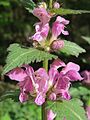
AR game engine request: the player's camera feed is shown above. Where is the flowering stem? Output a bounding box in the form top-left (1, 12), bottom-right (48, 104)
top-left (42, 59), bottom-right (48, 120)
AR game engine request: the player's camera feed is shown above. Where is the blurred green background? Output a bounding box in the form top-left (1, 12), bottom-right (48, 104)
top-left (0, 0), bottom-right (90, 120)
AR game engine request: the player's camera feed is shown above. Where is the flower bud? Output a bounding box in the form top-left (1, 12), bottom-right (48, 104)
top-left (51, 40), bottom-right (64, 51)
top-left (49, 93), bottom-right (56, 101)
top-left (53, 2), bottom-right (60, 9)
top-left (38, 2), bottom-right (47, 9)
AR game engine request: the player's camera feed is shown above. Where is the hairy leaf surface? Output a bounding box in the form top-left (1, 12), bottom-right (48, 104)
top-left (70, 83), bottom-right (90, 98)
top-left (48, 99), bottom-right (87, 120)
top-left (60, 40), bottom-right (86, 57)
top-left (21, 0), bottom-right (35, 13)
top-left (2, 44), bottom-right (57, 74)
top-left (51, 8), bottom-right (90, 15)
top-left (0, 90), bottom-right (19, 102)
top-left (82, 36), bottom-right (90, 44)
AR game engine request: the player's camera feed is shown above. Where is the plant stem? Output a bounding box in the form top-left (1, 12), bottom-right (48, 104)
top-left (42, 59), bottom-right (48, 120)
top-left (43, 59), bottom-right (48, 71)
top-left (49, 0), bottom-right (53, 9)
top-left (42, 100), bottom-right (47, 120)
top-left (42, 0), bottom-right (52, 118)
top-left (87, 98), bottom-right (90, 106)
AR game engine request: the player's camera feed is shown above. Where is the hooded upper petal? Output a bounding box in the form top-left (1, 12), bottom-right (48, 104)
top-left (33, 8), bottom-right (51, 25)
top-left (52, 16), bottom-right (69, 39)
top-left (32, 23), bottom-right (49, 42)
top-left (52, 21), bottom-right (63, 38)
top-left (61, 62), bottom-right (80, 75)
top-left (50, 58), bottom-right (66, 70)
top-left (60, 62), bottom-right (82, 81)
top-left (7, 67), bottom-right (27, 81)
top-left (56, 16), bottom-right (69, 25)
top-left (66, 70), bottom-right (83, 81)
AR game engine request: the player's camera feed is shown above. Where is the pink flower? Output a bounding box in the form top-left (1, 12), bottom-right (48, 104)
top-left (50, 58), bottom-right (66, 70)
top-left (47, 109), bottom-right (56, 120)
top-left (7, 59), bottom-right (82, 104)
top-left (31, 7), bottom-right (51, 43)
top-left (81, 70), bottom-right (90, 86)
top-left (52, 16), bottom-right (69, 40)
top-left (86, 105), bottom-right (90, 120)
top-left (7, 66), bottom-right (48, 105)
top-left (51, 40), bottom-right (64, 51)
top-left (33, 8), bottom-right (51, 25)
top-left (50, 59), bottom-right (83, 100)
top-left (34, 68), bottom-right (48, 105)
top-left (54, 75), bottom-right (71, 100)
top-left (19, 92), bottom-right (29, 103)
top-left (53, 2), bottom-right (60, 9)
top-left (48, 59), bottom-right (70, 100)
top-left (61, 62), bottom-right (83, 81)
top-left (7, 66), bottom-right (34, 103)
top-left (32, 23), bottom-right (49, 42)
top-left (35, 92), bottom-right (46, 105)
top-left (7, 67), bottom-right (27, 81)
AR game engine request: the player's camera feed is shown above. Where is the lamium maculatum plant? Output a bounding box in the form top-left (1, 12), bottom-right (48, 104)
top-left (1, 0), bottom-right (90, 120)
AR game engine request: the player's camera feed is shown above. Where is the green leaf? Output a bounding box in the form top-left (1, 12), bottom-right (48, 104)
top-left (50, 8), bottom-right (90, 15)
top-left (21, 0), bottom-right (36, 13)
top-left (60, 40), bottom-right (86, 57)
top-left (0, 1), bottom-right (10, 7)
top-left (48, 99), bottom-right (87, 120)
top-left (0, 90), bottom-right (19, 102)
top-left (70, 83), bottom-right (90, 98)
top-left (0, 90), bottom-right (34, 103)
top-left (82, 36), bottom-right (90, 44)
top-left (1, 113), bottom-right (11, 120)
top-left (2, 43), bottom-right (57, 75)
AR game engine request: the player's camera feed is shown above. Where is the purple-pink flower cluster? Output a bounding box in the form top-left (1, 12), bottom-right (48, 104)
top-left (7, 59), bottom-right (82, 105)
top-left (30, 6), bottom-right (69, 51)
